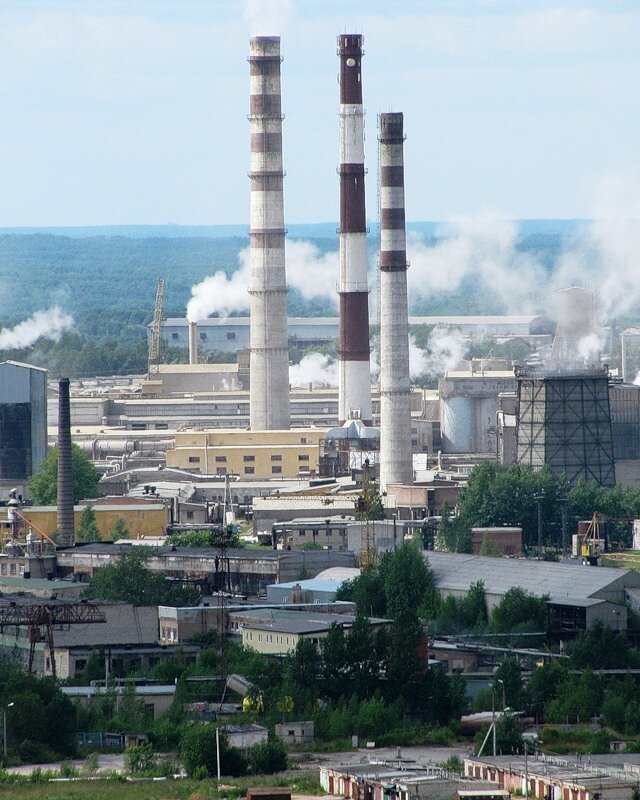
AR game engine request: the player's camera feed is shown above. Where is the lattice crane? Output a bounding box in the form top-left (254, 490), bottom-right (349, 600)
top-left (148, 278), bottom-right (165, 375)
top-left (0, 601), bottom-right (107, 679)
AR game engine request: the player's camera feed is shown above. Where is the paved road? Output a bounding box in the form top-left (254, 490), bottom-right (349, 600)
top-left (7, 752), bottom-right (125, 775)
top-left (294, 744), bottom-right (472, 769)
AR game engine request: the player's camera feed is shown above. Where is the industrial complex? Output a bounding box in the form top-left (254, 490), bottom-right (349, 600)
top-left (1, 20), bottom-right (640, 792)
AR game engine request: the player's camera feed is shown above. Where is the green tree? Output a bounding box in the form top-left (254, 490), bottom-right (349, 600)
top-left (336, 569), bottom-right (386, 616)
top-left (320, 623), bottom-right (347, 702)
top-left (491, 587), bottom-right (548, 634)
top-left (354, 481), bottom-right (385, 521)
top-left (107, 517), bottom-right (130, 541)
top-left (494, 713), bottom-right (523, 755)
top-left (383, 544), bottom-right (438, 619)
top-left (459, 581), bottom-right (488, 630)
top-left (525, 661), bottom-right (569, 719)
top-left (493, 657), bottom-right (523, 710)
top-left (29, 444), bottom-right (101, 505)
top-left (180, 724), bottom-right (246, 777)
top-left (570, 622), bottom-right (640, 670)
top-left (83, 548), bottom-right (199, 606)
top-left (123, 742), bottom-right (156, 775)
top-left (76, 505), bottom-right (101, 543)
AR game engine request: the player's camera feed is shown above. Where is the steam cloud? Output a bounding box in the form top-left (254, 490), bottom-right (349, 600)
top-left (409, 329), bottom-right (467, 379)
top-left (289, 353), bottom-right (338, 388)
top-left (186, 239), bottom-right (338, 322)
top-left (243, 0), bottom-right (294, 34)
top-left (0, 307), bottom-right (73, 349)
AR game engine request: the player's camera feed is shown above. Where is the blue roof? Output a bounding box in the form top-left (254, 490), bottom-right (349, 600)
top-left (269, 578), bottom-right (346, 593)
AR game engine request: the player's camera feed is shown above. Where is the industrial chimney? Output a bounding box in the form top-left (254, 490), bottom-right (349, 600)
top-left (188, 321), bottom-right (198, 365)
top-left (337, 34), bottom-right (372, 425)
top-left (248, 36), bottom-right (290, 430)
top-left (56, 378), bottom-right (75, 547)
top-left (378, 112), bottom-right (412, 489)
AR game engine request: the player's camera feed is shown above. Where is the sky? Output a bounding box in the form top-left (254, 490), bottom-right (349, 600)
top-left (0, 0), bottom-right (638, 226)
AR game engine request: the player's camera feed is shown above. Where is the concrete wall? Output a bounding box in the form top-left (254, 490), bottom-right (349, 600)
top-left (18, 503), bottom-right (168, 540)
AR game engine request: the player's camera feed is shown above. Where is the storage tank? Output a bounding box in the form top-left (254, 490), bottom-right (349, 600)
top-left (442, 396), bottom-right (474, 453)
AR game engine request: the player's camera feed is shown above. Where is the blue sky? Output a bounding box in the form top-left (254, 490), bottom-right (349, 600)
top-left (0, 0), bottom-right (638, 225)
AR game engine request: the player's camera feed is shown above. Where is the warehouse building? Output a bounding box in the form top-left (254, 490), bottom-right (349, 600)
top-left (158, 315), bottom-right (549, 355)
top-left (426, 551), bottom-right (636, 630)
top-left (0, 361), bottom-right (47, 488)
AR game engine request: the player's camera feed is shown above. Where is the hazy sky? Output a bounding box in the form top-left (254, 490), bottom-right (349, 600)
top-left (0, 0), bottom-right (639, 226)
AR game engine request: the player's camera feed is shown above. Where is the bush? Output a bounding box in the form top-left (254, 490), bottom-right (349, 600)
top-left (249, 738), bottom-right (288, 775)
top-left (123, 742), bottom-right (156, 775)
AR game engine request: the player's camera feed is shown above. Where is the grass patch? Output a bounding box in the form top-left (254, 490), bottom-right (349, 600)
top-left (0, 769), bottom-right (323, 800)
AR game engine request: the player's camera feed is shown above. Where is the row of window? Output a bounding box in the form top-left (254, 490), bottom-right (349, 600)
top-left (171, 332), bottom-right (236, 341)
top-left (189, 454), bottom-right (311, 465)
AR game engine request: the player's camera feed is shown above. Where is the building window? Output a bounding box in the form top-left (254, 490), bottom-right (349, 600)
top-left (216, 467), bottom-right (227, 475)
top-left (301, 437), bottom-right (307, 444)
top-left (245, 467), bottom-right (255, 475)
top-left (215, 456), bottom-right (227, 463)
top-left (188, 456), bottom-right (201, 463)
top-left (199, 332), bottom-right (207, 341)
top-left (155, 423), bottom-right (169, 430)
top-left (227, 332), bottom-right (236, 340)
top-left (9, 564), bottom-right (16, 575)
top-left (131, 423), bottom-right (146, 430)
top-left (172, 332), bottom-right (179, 340)
top-left (186, 511), bottom-right (194, 519)
top-left (271, 455), bottom-right (282, 462)
top-left (272, 466), bottom-right (282, 474)
top-left (298, 455), bottom-right (309, 462)
top-left (243, 455), bottom-right (255, 462)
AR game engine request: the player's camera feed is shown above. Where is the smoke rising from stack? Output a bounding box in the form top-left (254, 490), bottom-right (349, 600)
top-left (378, 112), bottom-right (412, 489)
top-left (337, 34), bottom-right (372, 425)
top-left (0, 307), bottom-right (73, 349)
top-left (186, 240), bottom-right (338, 322)
top-left (56, 378), bottom-right (75, 548)
top-left (248, 35), bottom-right (290, 431)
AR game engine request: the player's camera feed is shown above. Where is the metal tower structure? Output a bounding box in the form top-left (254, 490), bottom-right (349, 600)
top-left (148, 278), bottom-right (165, 375)
top-left (0, 600), bottom-right (106, 679)
top-left (515, 366), bottom-right (616, 487)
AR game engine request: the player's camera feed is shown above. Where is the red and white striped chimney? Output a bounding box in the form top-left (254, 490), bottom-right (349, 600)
top-left (378, 112), bottom-right (412, 489)
top-left (337, 34), bottom-right (372, 425)
top-left (248, 36), bottom-right (290, 431)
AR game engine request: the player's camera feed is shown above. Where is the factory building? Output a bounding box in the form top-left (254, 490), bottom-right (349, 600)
top-left (56, 542), bottom-right (356, 595)
top-left (158, 315), bottom-right (548, 356)
top-left (426, 551), bottom-right (635, 630)
top-left (166, 428), bottom-right (325, 478)
top-left (0, 361), bottom-right (47, 485)
top-left (439, 365), bottom-right (516, 453)
top-left (515, 366), bottom-right (616, 487)
top-left (620, 327), bottom-right (640, 385)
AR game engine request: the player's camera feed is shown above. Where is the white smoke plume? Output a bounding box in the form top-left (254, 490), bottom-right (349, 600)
top-left (409, 329), bottom-right (467, 379)
top-left (406, 218), bottom-right (544, 312)
top-left (243, 0), bottom-right (294, 34)
top-left (187, 240), bottom-right (338, 322)
top-left (289, 353), bottom-right (338, 388)
top-left (0, 307), bottom-right (73, 349)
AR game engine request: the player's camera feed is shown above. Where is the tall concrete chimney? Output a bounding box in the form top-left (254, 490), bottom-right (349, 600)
top-left (188, 321), bottom-right (198, 365)
top-left (337, 34), bottom-right (372, 425)
top-left (378, 112), bottom-right (412, 489)
top-left (248, 36), bottom-right (290, 430)
top-left (56, 377), bottom-right (75, 547)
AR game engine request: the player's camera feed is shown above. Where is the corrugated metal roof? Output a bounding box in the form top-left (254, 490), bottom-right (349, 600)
top-left (426, 552), bottom-right (640, 599)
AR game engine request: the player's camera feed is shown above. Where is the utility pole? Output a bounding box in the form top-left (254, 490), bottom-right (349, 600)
top-left (534, 493), bottom-right (544, 557)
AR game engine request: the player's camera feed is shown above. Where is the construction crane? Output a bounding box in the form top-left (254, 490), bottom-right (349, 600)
top-left (0, 600), bottom-right (107, 679)
top-left (148, 278), bottom-right (165, 375)
top-left (578, 512), bottom-right (635, 565)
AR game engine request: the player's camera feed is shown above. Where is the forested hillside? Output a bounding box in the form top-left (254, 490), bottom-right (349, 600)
top-left (0, 222), bottom-right (588, 376)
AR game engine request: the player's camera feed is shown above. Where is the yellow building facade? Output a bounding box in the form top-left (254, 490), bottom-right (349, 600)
top-left (166, 428), bottom-right (325, 479)
top-left (16, 503), bottom-right (168, 541)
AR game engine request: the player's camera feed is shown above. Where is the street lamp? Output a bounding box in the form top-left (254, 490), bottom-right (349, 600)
top-left (3, 702), bottom-right (14, 759)
top-left (497, 678), bottom-right (506, 710)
